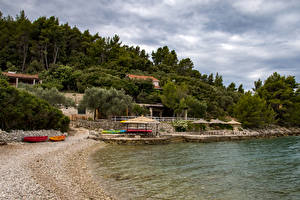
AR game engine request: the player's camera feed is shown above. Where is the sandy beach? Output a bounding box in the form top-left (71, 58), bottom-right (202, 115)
top-left (0, 128), bottom-right (113, 200)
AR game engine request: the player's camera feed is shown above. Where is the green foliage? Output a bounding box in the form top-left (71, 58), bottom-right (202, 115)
top-left (80, 87), bottom-right (133, 118)
top-left (3, 11), bottom-right (300, 126)
top-left (18, 83), bottom-right (75, 107)
top-left (0, 79), bottom-right (69, 131)
top-left (256, 72), bottom-right (300, 126)
top-left (172, 120), bottom-right (191, 132)
top-left (234, 92), bottom-right (276, 128)
top-left (160, 81), bottom-right (188, 115)
top-left (131, 104), bottom-right (149, 116)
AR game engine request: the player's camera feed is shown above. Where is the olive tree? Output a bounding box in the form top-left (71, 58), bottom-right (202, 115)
top-left (80, 87), bottom-right (133, 119)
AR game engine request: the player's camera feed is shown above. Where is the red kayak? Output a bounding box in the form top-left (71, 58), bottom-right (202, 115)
top-left (23, 136), bottom-right (48, 142)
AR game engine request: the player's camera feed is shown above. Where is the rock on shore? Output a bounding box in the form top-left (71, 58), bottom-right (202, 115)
top-left (0, 128), bottom-right (113, 199)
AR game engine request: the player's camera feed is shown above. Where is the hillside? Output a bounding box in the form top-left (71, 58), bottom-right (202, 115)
top-left (1, 11), bottom-right (299, 127)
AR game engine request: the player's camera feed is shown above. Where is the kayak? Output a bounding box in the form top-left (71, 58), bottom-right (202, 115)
top-left (102, 130), bottom-right (126, 134)
top-left (49, 135), bottom-right (66, 142)
top-left (23, 136), bottom-right (48, 142)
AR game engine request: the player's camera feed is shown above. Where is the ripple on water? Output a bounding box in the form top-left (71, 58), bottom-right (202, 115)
top-left (91, 136), bottom-right (300, 200)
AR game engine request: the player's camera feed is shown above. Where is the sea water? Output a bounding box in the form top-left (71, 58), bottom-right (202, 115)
top-left (90, 136), bottom-right (300, 200)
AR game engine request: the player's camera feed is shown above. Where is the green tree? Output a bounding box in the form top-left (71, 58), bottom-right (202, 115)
top-left (0, 79), bottom-right (69, 131)
top-left (227, 82), bottom-right (236, 91)
top-left (160, 81), bottom-right (188, 116)
top-left (238, 84), bottom-right (244, 94)
top-left (234, 92), bottom-right (275, 128)
top-left (180, 96), bottom-right (207, 118)
top-left (80, 87), bottom-right (133, 119)
top-left (214, 73), bottom-right (223, 87)
top-left (253, 78), bottom-right (262, 92)
top-left (18, 83), bottom-right (74, 107)
top-left (177, 58), bottom-right (193, 75)
top-left (257, 72), bottom-right (299, 126)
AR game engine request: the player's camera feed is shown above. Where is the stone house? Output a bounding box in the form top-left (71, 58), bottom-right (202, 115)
top-left (127, 74), bottom-right (161, 89)
top-left (2, 72), bottom-right (41, 87)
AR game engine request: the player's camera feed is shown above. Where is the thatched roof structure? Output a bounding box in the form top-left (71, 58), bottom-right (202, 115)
top-left (120, 116), bottom-right (160, 124)
top-left (227, 119), bottom-right (241, 125)
top-left (209, 119), bottom-right (227, 124)
top-left (192, 119), bottom-right (209, 124)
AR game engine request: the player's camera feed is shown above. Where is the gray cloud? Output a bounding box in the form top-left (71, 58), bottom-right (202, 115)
top-left (1, 0), bottom-right (300, 89)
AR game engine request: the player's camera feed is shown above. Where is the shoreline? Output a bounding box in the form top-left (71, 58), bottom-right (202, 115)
top-left (98, 127), bottom-right (300, 145)
top-left (0, 128), bottom-right (113, 199)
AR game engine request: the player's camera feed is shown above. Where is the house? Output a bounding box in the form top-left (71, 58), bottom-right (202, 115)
top-left (127, 74), bottom-right (160, 89)
top-left (2, 72), bottom-right (41, 87)
top-left (61, 93), bottom-right (94, 120)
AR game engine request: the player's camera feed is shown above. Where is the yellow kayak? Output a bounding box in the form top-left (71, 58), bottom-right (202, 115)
top-left (49, 135), bottom-right (66, 142)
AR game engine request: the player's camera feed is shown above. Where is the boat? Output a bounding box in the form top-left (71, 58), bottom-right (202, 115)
top-left (126, 129), bottom-right (152, 133)
top-left (102, 130), bottom-right (126, 134)
top-left (49, 135), bottom-right (66, 142)
top-left (23, 136), bottom-right (48, 142)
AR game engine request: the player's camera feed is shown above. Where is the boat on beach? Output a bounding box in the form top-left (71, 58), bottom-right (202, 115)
top-left (23, 136), bottom-right (48, 142)
top-left (102, 130), bottom-right (126, 134)
top-left (49, 135), bottom-right (66, 142)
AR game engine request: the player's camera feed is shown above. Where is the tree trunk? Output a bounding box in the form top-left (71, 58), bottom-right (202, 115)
top-left (21, 43), bottom-right (28, 72)
top-left (53, 44), bottom-right (59, 65)
top-left (44, 44), bottom-right (49, 70)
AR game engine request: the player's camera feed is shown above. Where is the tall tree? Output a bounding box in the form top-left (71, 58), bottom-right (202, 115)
top-left (15, 10), bottom-right (32, 71)
top-left (234, 92), bottom-right (275, 128)
top-left (257, 72), bottom-right (299, 126)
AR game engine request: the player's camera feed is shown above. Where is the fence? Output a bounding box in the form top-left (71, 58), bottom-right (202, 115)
top-left (111, 116), bottom-right (200, 122)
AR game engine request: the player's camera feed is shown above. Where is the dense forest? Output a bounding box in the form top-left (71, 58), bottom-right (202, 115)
top-left (1, 11), bottom-right (299, 128)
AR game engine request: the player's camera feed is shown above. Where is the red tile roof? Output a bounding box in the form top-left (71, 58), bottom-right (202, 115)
top-left (2, 72), bottom-right (39, 80)
top-left (127, 74), bottom-right (159, 81)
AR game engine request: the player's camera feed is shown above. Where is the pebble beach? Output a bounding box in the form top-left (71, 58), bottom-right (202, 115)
top-left (0, 128), bottom-right (113, 200)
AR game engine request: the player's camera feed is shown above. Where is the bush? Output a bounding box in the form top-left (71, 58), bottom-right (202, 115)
top-left (172, 120), bottom-right (191, 132)
top-left (0, 79), bottom-right (69, 132)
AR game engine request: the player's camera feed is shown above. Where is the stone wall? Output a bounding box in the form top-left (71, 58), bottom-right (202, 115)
top-left (158, 122), bottom-right (175, 134)
top-left (173, 127), bottom-right (300, 136)
top-left (71, 120), bottom-right (123, 131)
top-left (0, 129), bottom-right (63, 143)
top-left (60, 107), bottom-right (94, 120)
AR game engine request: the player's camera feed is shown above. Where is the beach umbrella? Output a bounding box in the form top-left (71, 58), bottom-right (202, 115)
top-left (120, 116), bottom-right (160, 124)
top-left (209, 119), bottom-right (227, 124)
top-left (192, 119), bottom-right (209, 124)
top-left (227, 119), bottom-right (241, 125)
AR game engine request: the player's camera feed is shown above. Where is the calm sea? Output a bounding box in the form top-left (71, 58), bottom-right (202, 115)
top-left (90, 136), bottom-right (300, 200)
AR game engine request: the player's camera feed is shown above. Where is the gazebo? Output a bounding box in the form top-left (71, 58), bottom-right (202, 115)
top-left (121, 116), bottom-right (160, 136)
top-left (227, 119), bottom-right (242, 131)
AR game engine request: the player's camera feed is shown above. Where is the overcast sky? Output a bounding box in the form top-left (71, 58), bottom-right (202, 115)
top-left (1, 0), bottom-right (300, 89)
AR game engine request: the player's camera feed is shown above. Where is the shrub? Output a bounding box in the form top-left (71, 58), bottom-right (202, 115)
top-left (0, 79), bottom-right (69, 132)
top-left (172, 120), bottom-right (190, 132)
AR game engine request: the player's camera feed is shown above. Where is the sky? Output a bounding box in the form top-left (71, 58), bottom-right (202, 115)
top-left (1, 0), bottom-right (300, 89)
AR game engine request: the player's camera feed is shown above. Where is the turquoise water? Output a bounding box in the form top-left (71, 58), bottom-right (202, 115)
top-left (91, 136), bottom-right (300, 200)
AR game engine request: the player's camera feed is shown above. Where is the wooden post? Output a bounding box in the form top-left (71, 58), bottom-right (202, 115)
top-left (149, 107), bottom-right (153, 117)
top-left (16, 78), bottom-right (19, 88)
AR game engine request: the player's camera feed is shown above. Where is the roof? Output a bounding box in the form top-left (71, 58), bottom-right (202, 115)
top-left (209, 119), bottom-right (227, 124)
top-left (227, 119), bottom-right (241, 125)
top-left (2, 72), bottom-right (39, 80)
top-left (127, 74), bottom-right (159, 82)
top-left (192, 119), bottom-right (209, 124)
top-left (120, 116), bottom-right (160, 124)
